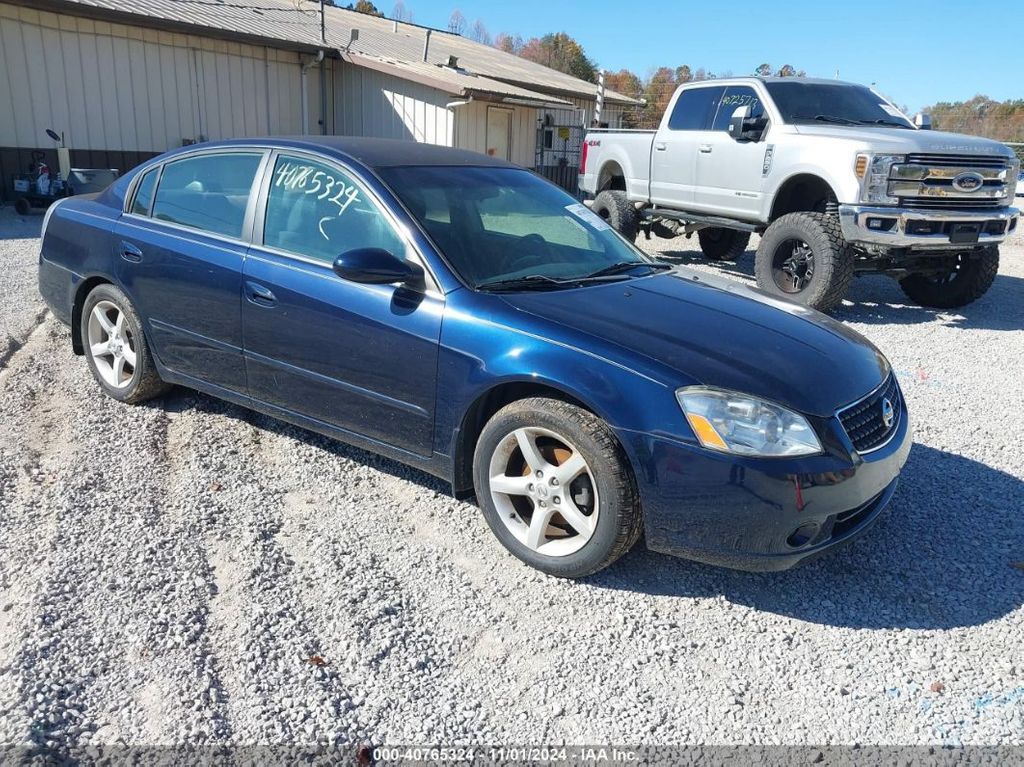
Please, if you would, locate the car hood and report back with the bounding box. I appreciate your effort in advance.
[791,125,1016,158]
[499,269,890,417]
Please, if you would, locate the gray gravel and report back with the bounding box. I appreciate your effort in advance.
[0,203,1022,748]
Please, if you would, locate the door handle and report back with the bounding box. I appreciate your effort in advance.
[699,144,713,153]
[654,142,667,151]
[120,241,143,262]
[245,281,277,307]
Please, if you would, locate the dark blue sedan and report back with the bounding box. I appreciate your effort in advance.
[38,137,911,578]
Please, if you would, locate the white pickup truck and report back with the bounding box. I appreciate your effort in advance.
[579,77,1020,312]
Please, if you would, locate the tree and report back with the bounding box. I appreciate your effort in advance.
[470,18,491,45]
[346,0,383,15]
[776,64,797,77]
[390,0,412,21]
[493,32,523,54]
[448,9,466,35]
[755,63,772,77]
[518,32,597,83]
[927,95,1024,142]
[674,65,692,84]
[642,66,678,125]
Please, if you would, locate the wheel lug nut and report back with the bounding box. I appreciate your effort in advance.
[550,478,558,486]
[527,483,534,492]
[538,500,546,508]
[536,470,543,478]
[553,496,560,504]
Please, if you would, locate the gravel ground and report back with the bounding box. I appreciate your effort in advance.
[0,203,1022,749]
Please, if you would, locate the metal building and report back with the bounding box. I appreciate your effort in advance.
[0,0,636,199]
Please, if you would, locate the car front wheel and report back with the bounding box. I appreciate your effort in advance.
[81,283,170,404]
[473,397,642,578]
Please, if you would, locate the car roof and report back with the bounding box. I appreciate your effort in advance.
[185,136,517,170]
[684,76,865,88]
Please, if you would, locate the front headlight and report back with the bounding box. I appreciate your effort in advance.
[855,153,903,205]
[676,387,823,458]
[1005,159,1021,204]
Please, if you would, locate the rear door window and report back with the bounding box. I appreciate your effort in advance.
[711,86,766,131]
[667,86,726,131]
[130,167,159,216]
[262,154,405,264]
[151,152,263,238]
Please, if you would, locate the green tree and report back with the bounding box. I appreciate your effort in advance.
[346,0,383,16]
[518,32,597,83]
[755,63,772,77]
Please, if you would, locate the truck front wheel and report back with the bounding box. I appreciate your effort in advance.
[592,190,639,242]
[698,228,750,261]
[754,212,854,313]
[898,248,999,309]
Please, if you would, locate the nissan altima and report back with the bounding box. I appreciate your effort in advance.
[38,137,911,578]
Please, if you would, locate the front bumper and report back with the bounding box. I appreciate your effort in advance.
[838,204,1018,249]
[616,393,912,572]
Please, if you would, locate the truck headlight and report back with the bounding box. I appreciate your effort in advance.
[855,153,903,205]
[677,387,823,458]
[1005,159,1021,204]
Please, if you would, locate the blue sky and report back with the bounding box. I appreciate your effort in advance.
[396,0,1021,111]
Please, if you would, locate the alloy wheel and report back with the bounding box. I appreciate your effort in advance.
[87,300,137,389]
[487,426,599,557]
[772,239,816,293]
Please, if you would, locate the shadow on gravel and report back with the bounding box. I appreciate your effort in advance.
[654,245,1024,331]
[591,443,1024,630]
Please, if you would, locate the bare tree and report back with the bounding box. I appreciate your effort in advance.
[470,18,491,45]
[391,0,413,21]
[448,9,466,35]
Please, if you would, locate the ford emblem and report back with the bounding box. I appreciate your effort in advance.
[951,171,984,193]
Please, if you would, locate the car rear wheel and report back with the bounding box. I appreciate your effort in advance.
[754,212,854,313]
[591,190,640,242]
[698,227,750,261]
[898,247,999,308]
[473,397,642,578]
[82,284,170,404]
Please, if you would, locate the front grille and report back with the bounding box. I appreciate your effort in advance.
[901,198,1003,210]
[906,153,1011,169]
[838,374,901,453]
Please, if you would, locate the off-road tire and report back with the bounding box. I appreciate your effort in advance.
[898,247,999,309]
[592,190,640,242]
[698,227,751,261]
[473,397,643,579]
[81,283,171,404]
[15,198,31,216]
[754,212,854,313]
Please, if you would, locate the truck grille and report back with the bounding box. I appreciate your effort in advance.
[837,374,901,454]
[901,198,1002,210]
[906,153,1011,169]
[893,154,1014,207]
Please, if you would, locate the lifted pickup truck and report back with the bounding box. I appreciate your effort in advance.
[579,77,1020,312]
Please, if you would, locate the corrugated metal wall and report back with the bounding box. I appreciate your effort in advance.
[334,63,453,145]
[0,2,333,198]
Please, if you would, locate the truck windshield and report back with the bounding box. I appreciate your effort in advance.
[379,166,659,290]
[765,82,914,129]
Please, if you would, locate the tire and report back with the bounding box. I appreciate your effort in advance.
[472,397,643,578]
[15,198,31,216]
[754,211,854,313]
[898,247,999,309]
[591,190,639,242]
[698,227,750,261]
[81,284,171,404]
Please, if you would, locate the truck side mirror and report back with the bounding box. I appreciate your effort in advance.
[914,113,932,130]
[728,106,766,142]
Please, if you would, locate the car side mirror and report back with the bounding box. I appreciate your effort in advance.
[914,112,932,130]
[728,106,767,142]
[332,248,424,287]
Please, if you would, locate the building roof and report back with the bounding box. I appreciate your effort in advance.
[21,0,637,107]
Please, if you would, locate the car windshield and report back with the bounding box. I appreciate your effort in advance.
[765,82,914,129]
[378,166,657,290]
